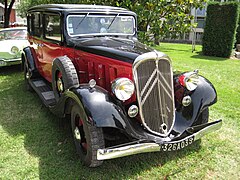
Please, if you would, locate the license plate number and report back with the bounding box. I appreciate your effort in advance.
[161,136,194,152]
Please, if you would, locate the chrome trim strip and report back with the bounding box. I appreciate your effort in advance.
[140,69,157,97]
[140,78,158,106]
[97,119,222,160]
[0,58,21,62]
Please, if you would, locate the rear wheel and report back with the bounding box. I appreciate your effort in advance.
[71,104,105,167]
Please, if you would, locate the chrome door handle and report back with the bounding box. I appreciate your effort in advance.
[37,44,44,47]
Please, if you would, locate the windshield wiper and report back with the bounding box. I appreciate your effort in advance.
[107,14,119,30]
[76,13,89,30]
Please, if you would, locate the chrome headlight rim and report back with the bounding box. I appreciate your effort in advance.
[179,71,199,91]
[111,77,135,101]
[10,46,20,55]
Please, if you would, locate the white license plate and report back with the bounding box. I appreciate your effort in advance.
[161,136,194,151]
[0,61,7,66]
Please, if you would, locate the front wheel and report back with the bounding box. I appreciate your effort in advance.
[23,59,32,91]
[71,104,105,167]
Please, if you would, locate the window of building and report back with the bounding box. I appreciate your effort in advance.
[197,18,205,28]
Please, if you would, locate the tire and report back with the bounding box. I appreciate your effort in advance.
[71,104,105,167]
[194,108,209,126]
[23,57,33,91]
[52,56,79,101]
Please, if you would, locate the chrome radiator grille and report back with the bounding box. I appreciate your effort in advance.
[133,52,175,136]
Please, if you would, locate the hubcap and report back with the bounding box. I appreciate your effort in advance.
[25,64,31,79]
[74,117,87,152]
[26,71,30,79]
[57,78,64,92]
[74,127,81,140]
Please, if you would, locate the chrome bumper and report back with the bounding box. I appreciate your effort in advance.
[0,58,21,67]
[97,119,222,160]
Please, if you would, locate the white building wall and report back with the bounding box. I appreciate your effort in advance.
[0,3,4,21]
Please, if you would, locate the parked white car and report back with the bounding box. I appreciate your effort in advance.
[0,27,29,67]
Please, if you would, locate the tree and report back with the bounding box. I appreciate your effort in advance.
[17,0,206,44]
[1,0,15,28]
[17,0,82,18]
[121,0,207,45]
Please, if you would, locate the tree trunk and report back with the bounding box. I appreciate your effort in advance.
[4,0,15,28]
[154,34,160,45]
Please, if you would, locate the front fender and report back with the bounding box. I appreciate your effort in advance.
[173,76,217,134]
[50,84,128,130]
[22,46,36,71]
[72,85,128,129]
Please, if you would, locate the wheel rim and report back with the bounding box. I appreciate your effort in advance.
[24,63,31,80]
[74,115,87,153]
[56,72,64,93]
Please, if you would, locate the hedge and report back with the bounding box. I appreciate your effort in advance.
[202,2,239,58]
[236,13,240,45]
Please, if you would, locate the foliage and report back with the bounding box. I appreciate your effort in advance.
[236,11,240,45]
[17,0,206,45]
[120,0,206,45]
[202,2,239,58]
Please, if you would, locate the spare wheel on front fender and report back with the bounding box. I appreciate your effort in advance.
[52,56,79,101]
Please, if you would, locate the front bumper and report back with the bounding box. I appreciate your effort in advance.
[0,58,21,67]
[97,119,222,160]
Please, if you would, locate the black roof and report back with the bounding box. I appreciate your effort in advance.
[28,4,133,14]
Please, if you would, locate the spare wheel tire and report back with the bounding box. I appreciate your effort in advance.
[52,56,79,101]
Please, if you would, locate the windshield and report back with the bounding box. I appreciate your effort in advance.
[67,14,135,37]
[0,29,27,41]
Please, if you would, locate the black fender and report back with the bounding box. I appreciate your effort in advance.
[173,75,217,134]
[22,47,37,75]
[50,84,128,130]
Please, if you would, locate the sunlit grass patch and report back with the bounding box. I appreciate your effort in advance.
[0,43,239,179]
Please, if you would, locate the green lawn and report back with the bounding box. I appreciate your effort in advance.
[0,43,239,179]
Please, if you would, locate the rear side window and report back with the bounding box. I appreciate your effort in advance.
[43,14,61,42]
[31,13,41,37]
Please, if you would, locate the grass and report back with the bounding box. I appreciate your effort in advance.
[0,43,239,179]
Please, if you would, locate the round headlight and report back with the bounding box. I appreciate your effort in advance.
[179,71,199,91]
[111,78,134,101]
[10,46,19,55]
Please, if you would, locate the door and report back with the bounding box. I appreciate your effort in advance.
[41,13,63,82]
[28,13,44,76]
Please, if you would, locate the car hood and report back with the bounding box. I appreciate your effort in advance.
[67,37,153,63]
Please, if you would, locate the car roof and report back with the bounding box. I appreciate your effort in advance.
[28,4,135,15]
[0,27,27,32]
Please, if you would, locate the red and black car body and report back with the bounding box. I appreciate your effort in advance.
[22,4,222,167]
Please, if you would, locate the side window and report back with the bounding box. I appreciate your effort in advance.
[32,13,41,37]
[27,14,32,34]
[43,14,61,42]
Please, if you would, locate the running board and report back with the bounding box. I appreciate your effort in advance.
[29,78,56,107]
